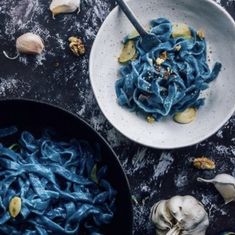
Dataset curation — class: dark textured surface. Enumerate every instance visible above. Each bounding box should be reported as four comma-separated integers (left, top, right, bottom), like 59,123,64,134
0,0,234,234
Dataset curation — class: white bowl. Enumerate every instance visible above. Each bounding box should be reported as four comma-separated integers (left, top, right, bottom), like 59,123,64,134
89,0,235,149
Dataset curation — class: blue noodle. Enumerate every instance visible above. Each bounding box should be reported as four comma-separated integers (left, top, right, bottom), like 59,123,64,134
0,127,116,234
115,18,222,120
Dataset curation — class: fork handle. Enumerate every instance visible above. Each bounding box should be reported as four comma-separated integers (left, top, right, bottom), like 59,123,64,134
115,0,147,36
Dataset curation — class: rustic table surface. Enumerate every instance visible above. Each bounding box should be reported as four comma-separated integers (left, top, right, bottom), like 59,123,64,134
0,0,234,234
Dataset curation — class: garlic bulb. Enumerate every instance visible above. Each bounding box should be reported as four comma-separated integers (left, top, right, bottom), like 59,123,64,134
50,0,81,17
197,174,235,204
150,195,209,235
3,33,44,60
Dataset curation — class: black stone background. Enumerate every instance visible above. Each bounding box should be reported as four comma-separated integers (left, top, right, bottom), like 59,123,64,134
0,0,234,234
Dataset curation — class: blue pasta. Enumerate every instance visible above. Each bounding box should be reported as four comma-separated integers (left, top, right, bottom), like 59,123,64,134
0,127,116,234
116,18,222,120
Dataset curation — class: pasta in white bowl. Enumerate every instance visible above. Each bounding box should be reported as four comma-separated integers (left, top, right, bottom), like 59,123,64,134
90,0,235,149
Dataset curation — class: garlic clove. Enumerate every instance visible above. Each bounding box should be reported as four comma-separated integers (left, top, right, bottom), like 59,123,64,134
167,195,208,230
3,33,44,60
173,108,196,124
197,174,235,204
151,200,172,230
16,33,44,55
9,196,21,218
50,0,81,17
166,196,184,222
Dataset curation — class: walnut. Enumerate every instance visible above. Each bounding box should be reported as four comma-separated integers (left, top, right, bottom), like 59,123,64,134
175,45,181,51
197,29,205,39
155,51,168,65
68,36,85,56
147,116,155,123
159,51,167,60
156,57,165,65
193,157,215,170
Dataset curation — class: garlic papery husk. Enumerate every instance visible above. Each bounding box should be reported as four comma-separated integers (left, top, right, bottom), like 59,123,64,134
197,174,235,204
50,0,81,17
150,195,209,235
3,33,44,60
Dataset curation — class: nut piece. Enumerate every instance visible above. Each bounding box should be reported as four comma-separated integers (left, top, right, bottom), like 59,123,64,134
147,116,155,123
155,51,168,66
175,45,181,51
173,108,196,124
197,29,205,39
9,196,21,218
159,51,167,60
193,157,216,170
118,40,136,64
68,36,85,56
156,58,165,65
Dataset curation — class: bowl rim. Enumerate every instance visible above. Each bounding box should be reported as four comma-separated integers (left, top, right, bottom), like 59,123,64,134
0,97,133,234
89,0,235,149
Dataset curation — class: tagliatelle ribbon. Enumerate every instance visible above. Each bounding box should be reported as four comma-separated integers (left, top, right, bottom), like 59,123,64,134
116,18,222,120
0,127,116,235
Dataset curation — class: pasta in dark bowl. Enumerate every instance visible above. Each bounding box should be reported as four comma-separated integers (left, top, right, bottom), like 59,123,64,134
0,99,132,235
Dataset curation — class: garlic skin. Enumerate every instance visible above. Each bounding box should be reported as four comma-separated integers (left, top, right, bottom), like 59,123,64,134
50,0,81,17
16,33,44,55
197,174,235,204
150,195,209,235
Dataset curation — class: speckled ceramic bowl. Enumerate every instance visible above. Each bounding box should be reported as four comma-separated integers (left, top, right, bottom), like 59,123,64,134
90,0,235,149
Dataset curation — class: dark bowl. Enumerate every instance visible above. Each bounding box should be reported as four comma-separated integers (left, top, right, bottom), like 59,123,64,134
0,98,133,235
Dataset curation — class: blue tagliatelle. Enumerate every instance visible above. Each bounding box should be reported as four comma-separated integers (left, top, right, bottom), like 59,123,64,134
0,127,116,235
115,18,222,120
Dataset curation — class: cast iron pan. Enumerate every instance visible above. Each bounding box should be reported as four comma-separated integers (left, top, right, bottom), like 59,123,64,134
0,98,133,235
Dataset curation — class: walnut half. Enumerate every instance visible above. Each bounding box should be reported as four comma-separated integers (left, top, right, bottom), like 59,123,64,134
68,36,85,56
193,157,215,170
